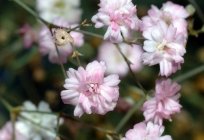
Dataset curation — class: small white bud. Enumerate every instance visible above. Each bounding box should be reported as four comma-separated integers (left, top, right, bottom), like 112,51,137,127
53,28,74,46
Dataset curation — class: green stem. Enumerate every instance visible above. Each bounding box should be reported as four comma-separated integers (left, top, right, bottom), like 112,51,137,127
71,43,81,66
115,97,146,133
77,30,104,39
50,29,68,78
115,44,146,93
21,110,58,115
12,0,48,25
174,65,204,82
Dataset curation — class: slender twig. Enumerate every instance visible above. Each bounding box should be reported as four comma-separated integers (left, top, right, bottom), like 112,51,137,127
70,43,81,66
188,0,204,23
77,30,104,39
115,97,146,133
56,113,61,138
49,29,68,78
11,113,16,140
61,113,118,136
174,65,204,83
0,98,16,140
12,0,49,26
21,110,58,115
115,44,146,93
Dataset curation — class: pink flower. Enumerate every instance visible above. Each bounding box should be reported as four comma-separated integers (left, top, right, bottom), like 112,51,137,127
162,1,189,19
98,42,143,77
38,18,84,64
122,122,172,140
0,121,31,140
61,61,120,117
141,1,189,36
92,0,140,43
19,24,37,49
142,21,186,76
142,79,181,125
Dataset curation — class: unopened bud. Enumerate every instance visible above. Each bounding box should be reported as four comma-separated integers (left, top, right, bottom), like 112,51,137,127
53,28,74,46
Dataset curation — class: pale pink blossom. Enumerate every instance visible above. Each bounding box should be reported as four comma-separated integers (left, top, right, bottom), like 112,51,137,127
142,79,181,125
19,24,37,49
122,122,172,140
61,61,120,117
142,21,186,76
92,0,141,43
38,18,84,64
98,42,143,76
0,121,31,140
141,1,189,36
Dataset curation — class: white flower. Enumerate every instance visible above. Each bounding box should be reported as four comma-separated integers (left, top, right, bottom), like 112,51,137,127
36,0,82,23
19,101,61,140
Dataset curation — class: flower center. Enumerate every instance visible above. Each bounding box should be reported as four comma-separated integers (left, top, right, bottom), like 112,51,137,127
157,40,167,51
83,83,99,96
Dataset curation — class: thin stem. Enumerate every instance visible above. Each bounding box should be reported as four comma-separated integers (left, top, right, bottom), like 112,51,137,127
11,113,16,140
0,98,13,111
115,44,146,93
188,0,204,23
12,0,48,26
71,43,81,66
173,65,204,83
50,29,68,78
56,113,61,138
20,115,56,133
115,97,146,133
61,113,118,136
77,30,104,39
21,110,58,115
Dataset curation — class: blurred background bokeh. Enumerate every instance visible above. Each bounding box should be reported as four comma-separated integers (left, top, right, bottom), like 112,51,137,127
0,0,204,140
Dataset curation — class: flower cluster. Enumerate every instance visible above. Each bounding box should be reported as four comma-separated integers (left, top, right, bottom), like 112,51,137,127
141,1,189,76
0,101,61,140
92,0,141,43
15,0,191,139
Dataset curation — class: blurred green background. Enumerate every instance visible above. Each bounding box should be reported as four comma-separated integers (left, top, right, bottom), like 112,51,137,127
0,0,204,140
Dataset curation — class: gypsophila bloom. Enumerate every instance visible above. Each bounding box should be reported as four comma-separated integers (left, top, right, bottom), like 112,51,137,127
61,61,120,117
19,24,37,49
92,0,141,43
38,18,84,64
141,1,189,37
98,42,143,77
142,79,182,125
19,101,62,140
122,122,172,140
142,21,186,76
36,0,82,23
0,121,31,140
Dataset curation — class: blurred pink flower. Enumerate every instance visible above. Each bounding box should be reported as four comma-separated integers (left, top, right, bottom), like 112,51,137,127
142,79,181,125
92,0,140,43
0,121,31,140
141,1,189,36
142,21,186,76
61,61,120,117
19,24,37,49
38,18,84,64
122,122,172,140
98,42,143,77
